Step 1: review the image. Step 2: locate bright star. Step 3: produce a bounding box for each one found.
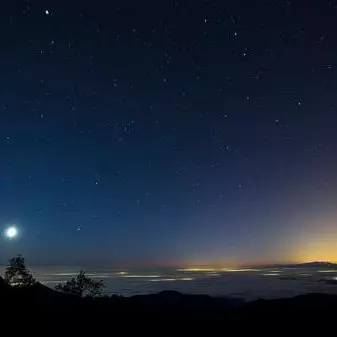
[45,9,50,15]
[4,226,18,239]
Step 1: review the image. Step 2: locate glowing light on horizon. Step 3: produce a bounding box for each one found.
[294,229,337,263]
[178,267,260,273]
[222,268,260,272]
[262,273,280,276]
[121,274,161,278]
[150,278,177,282]
[149,277,195,282]
[177,268,217,272]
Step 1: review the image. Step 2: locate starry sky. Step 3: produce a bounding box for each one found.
[1,0,337,266]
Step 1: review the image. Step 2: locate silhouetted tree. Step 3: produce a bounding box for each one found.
[4,254,35,287]
[55,270,104,297]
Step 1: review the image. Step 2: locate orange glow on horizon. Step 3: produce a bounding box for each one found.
[293,232,337,264]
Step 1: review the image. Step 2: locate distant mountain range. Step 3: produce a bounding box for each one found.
[298,261,337,267]
[294,262,337,268]
[286,261,337,268]
[275,262,337,268]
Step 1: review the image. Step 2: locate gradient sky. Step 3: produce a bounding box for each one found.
[1,0,337,266]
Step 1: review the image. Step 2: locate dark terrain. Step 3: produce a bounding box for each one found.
[1,276,335,335]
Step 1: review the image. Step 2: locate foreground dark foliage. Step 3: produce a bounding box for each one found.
[55,270,104,297]
[4,255,35,287]
[0,277,335,335]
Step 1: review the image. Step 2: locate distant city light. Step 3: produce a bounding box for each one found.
[262,273,280,276]
[121,274,160,278]
[177,268,218,272]
[149,277,195,282]
[222,268,260,272]
[177,267,261,273]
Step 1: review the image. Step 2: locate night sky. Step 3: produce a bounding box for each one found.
[1,0,337,266]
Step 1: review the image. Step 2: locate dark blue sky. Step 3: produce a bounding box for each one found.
[1,0,337,266]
